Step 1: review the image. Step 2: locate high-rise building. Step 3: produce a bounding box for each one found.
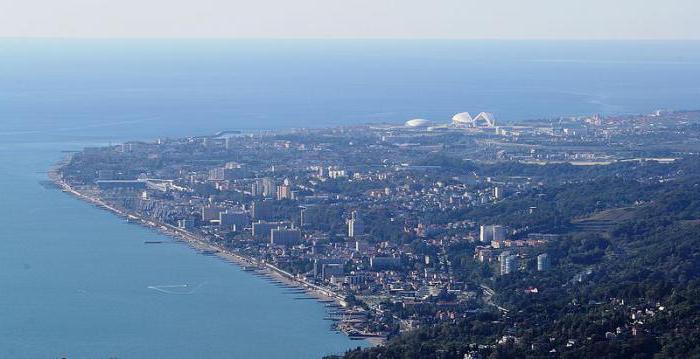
[481,224,507,243]
[537,253,551,271]
[354,239,369,252]
[201,205,223,222]
[262,177,275,197]
[479,225,493,243]
[177,218,195,230]
[219,211,249,231]
[208,167,239,181]
[299,206,306,228]
[271,228,301,246]
[348,210,364,237]
[252,220,288,239]
[321,263,344,280]
[500,254,517,275]
[313,258,345,278]
[251,178,265,197]
[493,186,503,200]
[276,185,291,200]
[492,225,507,241]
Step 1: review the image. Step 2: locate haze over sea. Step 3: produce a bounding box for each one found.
[0,40,699,358]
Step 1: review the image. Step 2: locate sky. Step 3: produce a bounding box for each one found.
[0,0,698,40]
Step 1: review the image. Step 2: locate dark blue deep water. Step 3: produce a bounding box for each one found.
[0,40,699,358]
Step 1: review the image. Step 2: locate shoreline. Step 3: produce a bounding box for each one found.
[49,171,386,346]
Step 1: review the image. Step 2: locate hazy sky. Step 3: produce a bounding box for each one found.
[0,0,698,39]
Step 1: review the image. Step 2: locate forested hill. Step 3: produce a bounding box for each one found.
[332,156,700,359]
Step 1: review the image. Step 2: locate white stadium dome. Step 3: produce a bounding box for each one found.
[404,118,432,127]
[452,112,473,125]
[451,111,496,127]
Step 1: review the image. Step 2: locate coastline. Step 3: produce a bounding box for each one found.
[49,170,386,347]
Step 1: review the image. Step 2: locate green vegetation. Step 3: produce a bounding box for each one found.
[332,156,700,358]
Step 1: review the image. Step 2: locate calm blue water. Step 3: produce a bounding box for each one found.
[2,40,700,141]
[0,40,699,358]
[0,140,366,358]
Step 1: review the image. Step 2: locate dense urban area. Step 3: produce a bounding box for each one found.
[54,110,700,358]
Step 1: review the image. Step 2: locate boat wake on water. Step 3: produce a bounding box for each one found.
[147,282,206,295]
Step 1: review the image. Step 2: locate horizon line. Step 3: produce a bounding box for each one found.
[1,36,699,42]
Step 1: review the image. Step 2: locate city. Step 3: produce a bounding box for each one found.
[52,109,700,357]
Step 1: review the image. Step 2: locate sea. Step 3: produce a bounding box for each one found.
[0,39,699,358]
